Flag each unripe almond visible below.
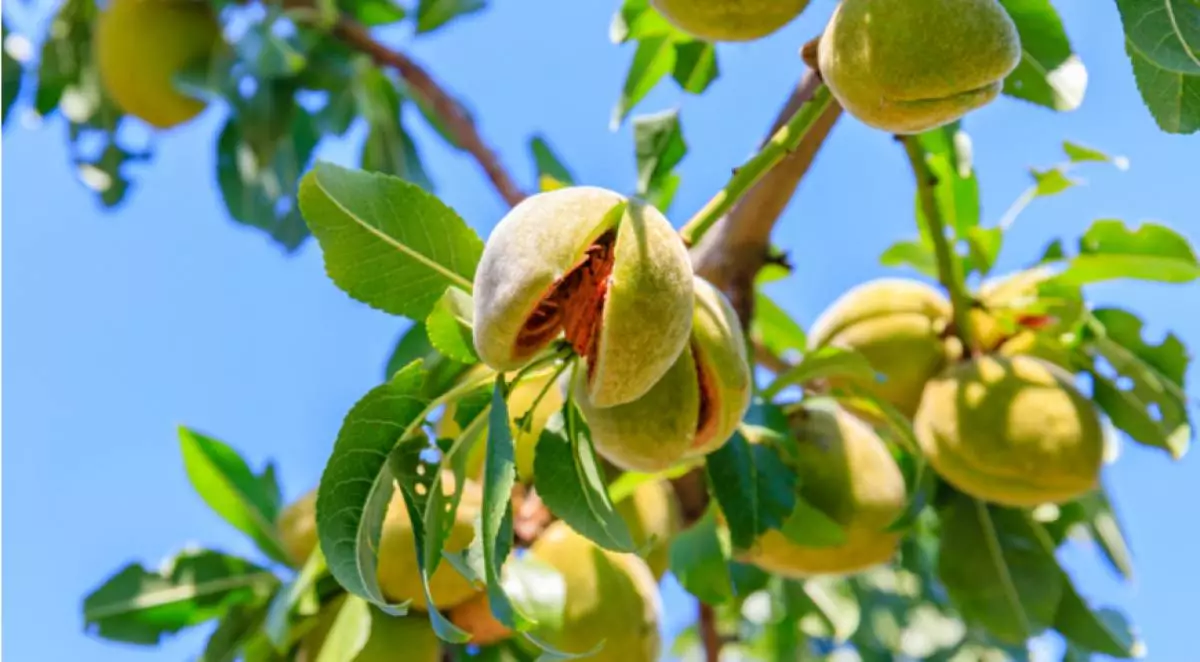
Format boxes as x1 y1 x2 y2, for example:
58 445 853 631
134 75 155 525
473 187 694 407
576 277 752 471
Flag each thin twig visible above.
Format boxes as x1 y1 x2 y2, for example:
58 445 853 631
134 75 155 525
331 17 528 207
754 341 791 374
691 70 844 326
900 135 976 349
699 603 722 662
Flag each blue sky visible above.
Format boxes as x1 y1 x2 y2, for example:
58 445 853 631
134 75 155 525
3 1 1198 660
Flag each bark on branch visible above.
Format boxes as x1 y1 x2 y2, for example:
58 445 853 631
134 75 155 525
331 17 528 208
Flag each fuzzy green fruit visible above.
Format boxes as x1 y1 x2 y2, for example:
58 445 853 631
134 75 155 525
299 596 441 662
741 404 907 577
818 0 1021 134
279 479 481 610
915 354 1104 506
473 186 694 408
576 277 752 471
650 0 810 42
530 522 662 661
971 267 1080 370
809 278 952 416
617 480 683 580
95 0 220 129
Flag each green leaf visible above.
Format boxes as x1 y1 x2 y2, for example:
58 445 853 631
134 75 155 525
778 496 847 548
1083 308 1192 459
998 0 1086 111
356 66 434 192
1062 141 1116 164
316 362 430 610
764 346 877 399
82 550 279 645
236 20 307 79
389 435 474 642
529 135 576 191
481 379 530 630
200 601 272 662
610 0 680 44
1054 578 1143 658
425 286 478 364
880 238 939 279
633 109 687 202
917 123 980 234
668 507 733 605
797 577 861 644
672 40 719 94
179 427 290 565
297 161 485 320
534 411 635 552
385 323 435 379
1083 486 1135 581
263 545 325 649
938 496 1063 643
1032 167 1079 196
501 556 568 632
965 226 1004 276
415 0 487 34
1124 37 1200 134
1114 0 1200 74
313 595 372 662
2 21 24 127
612 35 675 128
340 0 407 25
1057 219 1200 285
752 292 807 358
34 0 98 117
706 431 797 552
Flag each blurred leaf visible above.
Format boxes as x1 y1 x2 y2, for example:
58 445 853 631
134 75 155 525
425 286 478 364
1054 579 1143 658
1056 220 1200 285
1114 0 1200 75
200 601 272 662
1083 308 1191 459
386 323 435 379
236 20 307 79
263 545 326 649
672 40 718 93
752 292 807 358
778 495 846 547
633 109 687 206
610 0 680 44
669 507 732 605
612 35 675 128
706 431 797 552
316 361 430 610
82 550 278 645
1084 486 1135 580
1123 38 1200 134
764 346 876 399
886 452 937 532
534 410 635 552
357 66 434 192
179 427 290 565
998 0 1086 111
529 135 576 191
2 21 23 126
34 0 98 117
342 0 408 25
313 595 372 662
480 380 530 630
966 226 1004 276
502 555 568 632
938 496 1063 643
389 433 474 642
1031 167 1079 196
881 238 939 278
1062 141 1116 164
917 123 980 234
416 0 487 34
297 161 485 319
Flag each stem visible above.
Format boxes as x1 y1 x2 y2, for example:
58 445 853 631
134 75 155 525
679 84 835 247
900 135 976 350
330 17 528 207
699 602 722 662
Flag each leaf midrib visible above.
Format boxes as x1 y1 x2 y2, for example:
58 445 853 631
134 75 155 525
85 572 277 621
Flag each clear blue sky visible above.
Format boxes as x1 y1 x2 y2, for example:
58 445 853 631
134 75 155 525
3 1 1198 660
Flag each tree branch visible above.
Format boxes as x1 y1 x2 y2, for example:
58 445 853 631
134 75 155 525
699 603 722 662
690 70 843 327
331 17 528 207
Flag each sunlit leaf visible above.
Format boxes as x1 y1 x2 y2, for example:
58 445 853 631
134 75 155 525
999 0 1086 111
706 431 796 552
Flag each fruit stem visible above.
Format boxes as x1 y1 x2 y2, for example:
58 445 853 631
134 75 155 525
679 85 835 247
901 134 976 351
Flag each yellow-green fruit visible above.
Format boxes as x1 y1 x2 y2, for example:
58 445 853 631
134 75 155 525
915 355 1104 507
971 267 1080 370
650 0 810 42
576 276 752 471
996 331 1075 371
809 279 952 417
530 522 662 662
95 0 220 129
473 186 694 408
818 0 1021 134
300 596 441 662
440 366 564 482
741 405 907 577
278 480 481 610
616 481 683 580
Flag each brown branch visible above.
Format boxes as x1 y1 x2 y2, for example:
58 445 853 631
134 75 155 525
699 603 722 662
691 70 842 327
331 17 528 208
